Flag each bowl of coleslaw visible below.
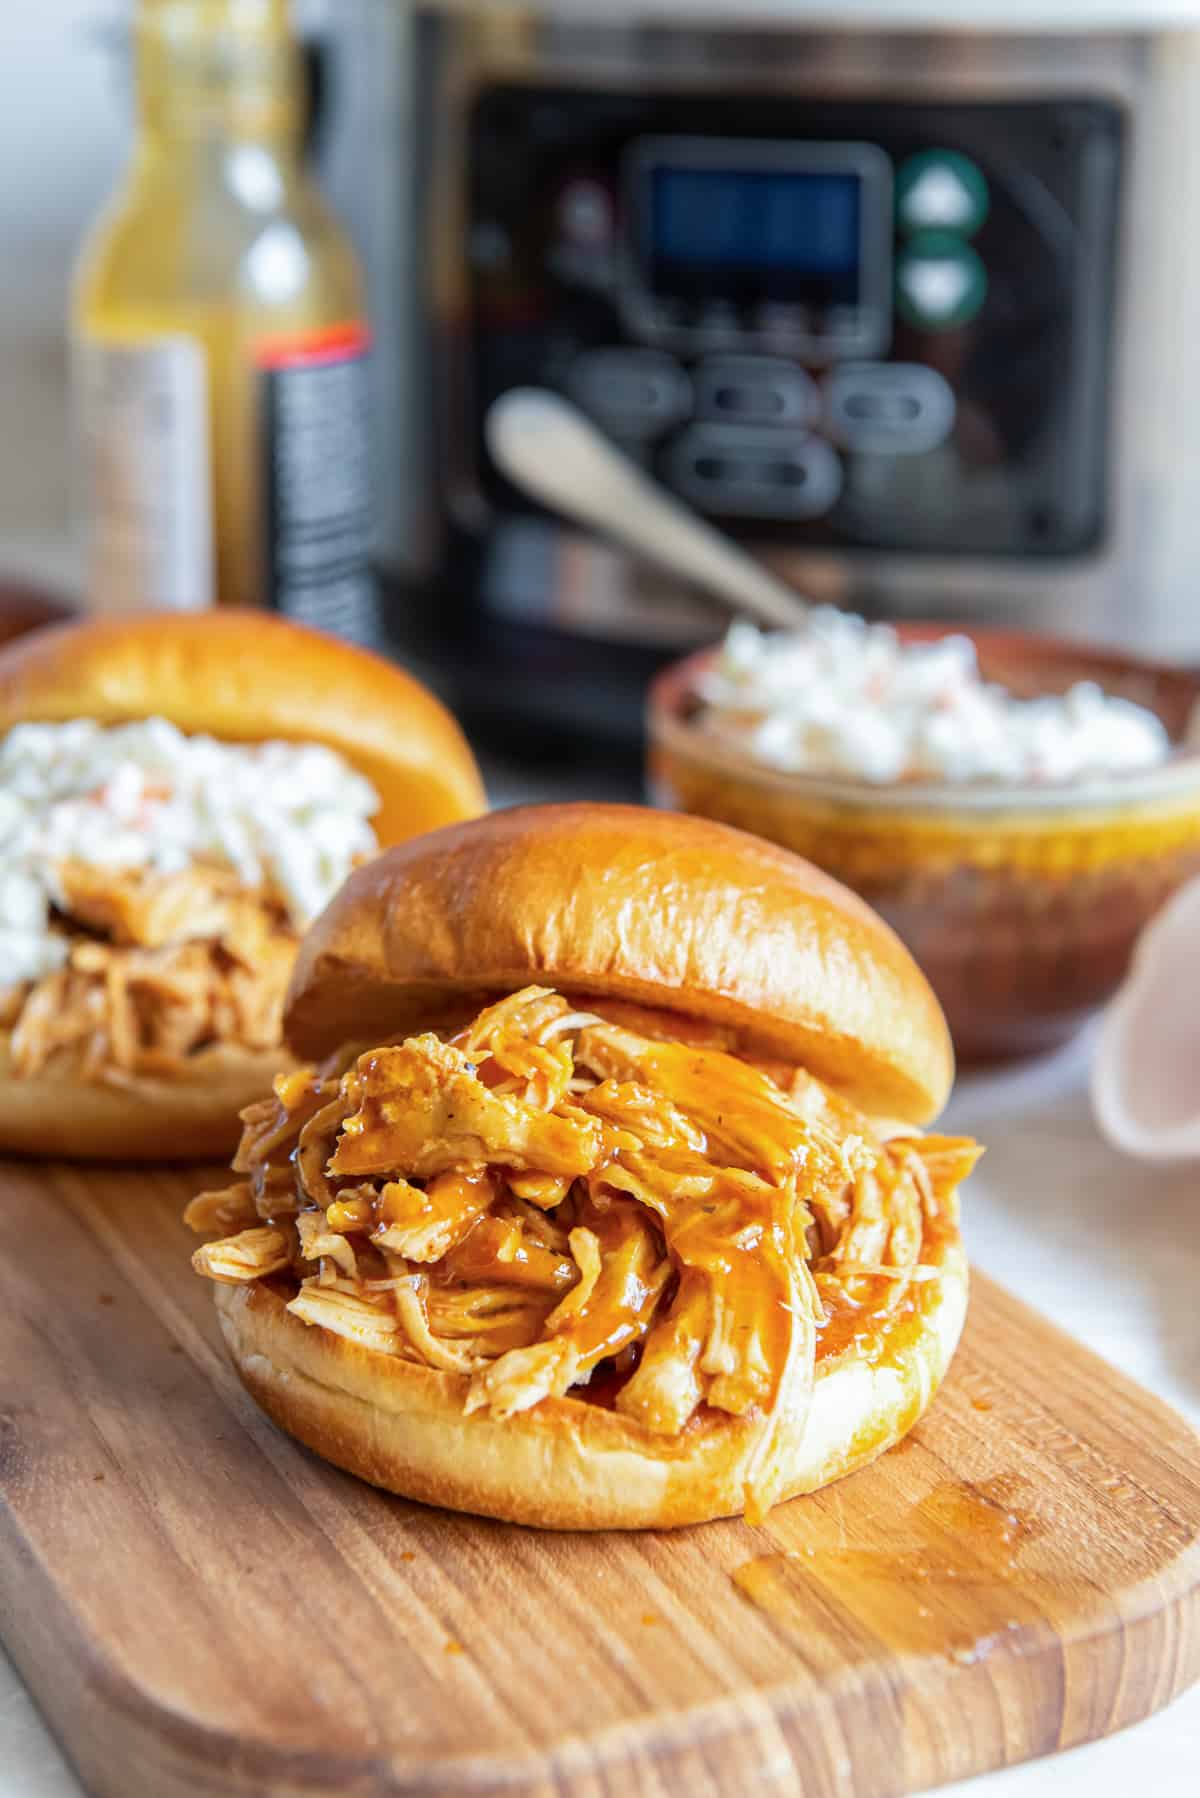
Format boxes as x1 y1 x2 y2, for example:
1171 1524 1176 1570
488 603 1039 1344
648 613 1200 1061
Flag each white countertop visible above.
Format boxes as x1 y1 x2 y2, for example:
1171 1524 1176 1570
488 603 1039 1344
2 996 1198 1794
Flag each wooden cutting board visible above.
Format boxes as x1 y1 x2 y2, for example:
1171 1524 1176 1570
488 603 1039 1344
1 1160 1198 1798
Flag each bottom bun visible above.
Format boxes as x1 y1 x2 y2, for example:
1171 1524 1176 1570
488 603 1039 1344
213 1235 968 1530
0 1034 287 1162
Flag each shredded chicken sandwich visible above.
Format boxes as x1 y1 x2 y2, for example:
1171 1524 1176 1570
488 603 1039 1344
188 985 980 1519
0 717 381 1085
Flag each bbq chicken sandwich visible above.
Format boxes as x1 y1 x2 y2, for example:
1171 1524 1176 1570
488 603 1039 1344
188 804 980 1528
0 611 483 1159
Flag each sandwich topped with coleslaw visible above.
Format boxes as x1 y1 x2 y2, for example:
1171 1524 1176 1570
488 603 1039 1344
0 612 483 1160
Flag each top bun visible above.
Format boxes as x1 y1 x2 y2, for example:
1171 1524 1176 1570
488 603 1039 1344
0 610 485 844
285 803 954 1124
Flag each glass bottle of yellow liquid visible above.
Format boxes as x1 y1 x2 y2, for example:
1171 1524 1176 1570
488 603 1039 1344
72 0 376 641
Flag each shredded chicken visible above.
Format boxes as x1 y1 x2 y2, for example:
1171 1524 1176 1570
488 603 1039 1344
187 985 981 1518
54 859 250 950
331 1036 602 1179
5 862 297 1083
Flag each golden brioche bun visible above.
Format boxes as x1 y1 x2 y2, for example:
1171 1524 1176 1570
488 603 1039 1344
209 806 967 1526
286 803 954 1125
0 609 485 843
214 1228 967 1529
0 611 485 1160
0 1036 284 1162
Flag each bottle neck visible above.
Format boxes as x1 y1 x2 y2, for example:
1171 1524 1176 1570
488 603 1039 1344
134 0 304 162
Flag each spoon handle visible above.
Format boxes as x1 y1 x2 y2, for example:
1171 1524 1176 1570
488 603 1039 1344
485 387 808 633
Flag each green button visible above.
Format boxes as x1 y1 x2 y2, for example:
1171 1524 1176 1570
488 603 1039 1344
895 233 987 331
896 150 989 239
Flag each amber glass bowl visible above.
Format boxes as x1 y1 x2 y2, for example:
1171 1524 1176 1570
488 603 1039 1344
648 627 1200 1062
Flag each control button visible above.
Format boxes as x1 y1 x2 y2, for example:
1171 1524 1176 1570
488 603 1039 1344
755 302 810 344
469 222 511 271
692 299 743 346
895 233 987 331
896 150 989 239
555 177 613 249
667 425 843 520
567 348 691 434
824 362 956 454
632 296 685 337
695 357 818 428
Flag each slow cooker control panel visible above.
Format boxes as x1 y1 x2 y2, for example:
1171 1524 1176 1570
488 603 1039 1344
465 90 1122 559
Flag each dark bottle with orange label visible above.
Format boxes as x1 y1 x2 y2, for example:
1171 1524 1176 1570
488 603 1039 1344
72 0 377 644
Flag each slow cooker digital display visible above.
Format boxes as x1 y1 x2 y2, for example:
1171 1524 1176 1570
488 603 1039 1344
624 136 894 359
650 166 862 286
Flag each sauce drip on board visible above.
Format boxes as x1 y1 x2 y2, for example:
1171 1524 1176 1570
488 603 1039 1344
732 1480 1049 1663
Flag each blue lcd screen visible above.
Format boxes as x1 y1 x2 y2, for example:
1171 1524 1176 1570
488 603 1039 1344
651 167 861 273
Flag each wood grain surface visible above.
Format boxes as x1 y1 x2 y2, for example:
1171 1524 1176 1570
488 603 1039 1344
1 1158 1198 1798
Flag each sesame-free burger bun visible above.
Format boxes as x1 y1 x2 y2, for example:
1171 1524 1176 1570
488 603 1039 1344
215 804 967 1527
0 1037 284 1162
0 610 485 842
214 1226 967 1529
0 612 484 1160
285 803 954 1125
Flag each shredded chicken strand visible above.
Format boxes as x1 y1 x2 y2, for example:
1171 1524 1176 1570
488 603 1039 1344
7 862 297 1083
331 1036 603 1180
189 984 980 1517
192 1224 292 1285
